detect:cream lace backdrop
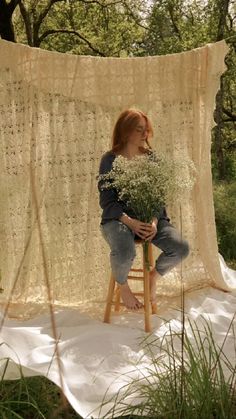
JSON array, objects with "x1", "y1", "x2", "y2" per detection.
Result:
[{"x1": 0, "y1": 39, "x2": 231, "y2": 316}]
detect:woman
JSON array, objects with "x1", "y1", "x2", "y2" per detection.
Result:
[{"x1": 98, "y1": 108, "x2": 189, "y2": 310}]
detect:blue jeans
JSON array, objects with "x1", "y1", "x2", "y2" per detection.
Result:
[{"x1": 100, "y1": 219, "x2": 189, "y2": 285}]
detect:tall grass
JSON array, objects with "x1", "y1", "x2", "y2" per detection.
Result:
[
  {"x1": 0, "y1": 357, "x2": 82, "y2": 419},
  {"x1": 100, "y1": 316, "x2": 236, "y2": 419},
  {"x1": 0, "y1": 358, "x2": 46, "y2": 418}
]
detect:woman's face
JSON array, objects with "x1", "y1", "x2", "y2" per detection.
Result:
[{"x1": 126, "y1": 116, "x2": 148, "y2": 147}]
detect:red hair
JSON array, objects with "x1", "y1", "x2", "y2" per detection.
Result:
[{"x1": 111, "y1": 108, "x2": 153, "y2": 154}]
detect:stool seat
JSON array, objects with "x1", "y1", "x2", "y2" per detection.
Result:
[{"x1": 103, "y1": 241, "x2": 157, "y2": 333}]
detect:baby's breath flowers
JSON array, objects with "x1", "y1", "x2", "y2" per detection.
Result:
[{"x1": 99, "y1": 150, "x2": 195, "y2": 268}]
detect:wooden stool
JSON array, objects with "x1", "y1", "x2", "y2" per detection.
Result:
[{"x1": 103, "y1": 240, "x2": 157, "y2": 333}]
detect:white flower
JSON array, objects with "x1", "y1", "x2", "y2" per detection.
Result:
[{"x1": 99, "y1": 151, "x2": 196, "y2": 223}]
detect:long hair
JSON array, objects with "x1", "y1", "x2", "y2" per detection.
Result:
[{"x1": 111, "y1": 108, "x2": 153, "y2": 154}]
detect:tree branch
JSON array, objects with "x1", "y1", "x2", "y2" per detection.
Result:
[
  {"x1": 18, "y1": 0, "x2": 33, "y2": 45},
  {"x1": 167, "y1": 3, "x2": 182, "y2": 40},
  {"x1": 34, "y1": 0, "x2": 65, "y2": 35},
  {"x1": 38, "y1": 29, "x2": 106, "y2": 56},
  {"x1": 34, "y1": 0, "x2": 124, "y2": 45},
  {"x1": 227, "y1": 12, "x2": 234, "y2": 30},
  {"x1": 76, "y1": 0, "x2": 123, "y2": 6},
  {"x1": 216, "y1": 0, "x2": 230, "y2": 41},
  {"x1": 122, "y1": 1, "x2": 148, "y2": 30},
  {"x1": 8, "y1": 0, "x2": 20, "y2": 14}
]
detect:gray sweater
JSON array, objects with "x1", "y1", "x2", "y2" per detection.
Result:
[{"x1": 97, "y1": 150, "x2": 170, "y2": 225}]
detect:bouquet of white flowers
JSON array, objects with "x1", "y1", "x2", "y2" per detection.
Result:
[{"x1": 99, "y1": 150, "x2": 195, "y2": 269}]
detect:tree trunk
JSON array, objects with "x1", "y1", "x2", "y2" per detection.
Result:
[
  {"x1": 0, "y1": 0, "x2": 19, "y2": 42},
  {"x1": 216, "y1": 0, "x2": 230, "y2": 42},
  {"x1": 213, "y1": 0, "x2": 230, "y2": 180},
  {"x1": 214, "y1": 79, "x2": 226, "y2": 180}
]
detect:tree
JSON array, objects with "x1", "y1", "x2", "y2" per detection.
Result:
[
  {"x1": 213, "y1": 0, "x2": 235, "y2": 180},
  {"x1": 141, "y1": 0, "x2": 236, "y2": 181},
  {"x1": 1, "y1": 0, "x2": 147, "y2": 56}
]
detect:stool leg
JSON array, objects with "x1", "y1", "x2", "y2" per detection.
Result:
[
  {"x1": 148, "y1": 244, "x2": 158, "y2": 315},
  {"x1": 151, "y1": 302, "x2": 158, "y2": 314},
  {"x1": 104, "y1": 274, "x2": 116, "y2": 324},
  {"x1": 143, "y1": 244, "x2": 151, "y2": 333},
  {"x1": 148, "y1": 242, "x2": 154, "y2": 268},
  {"x1": 114, "y1": 285, "x2": 121, "y2": 312}
]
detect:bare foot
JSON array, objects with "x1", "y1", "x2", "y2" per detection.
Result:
[
  {"x1": 149, "y1": 268, "x2": 158, "y2": 303},
  {"x1": 120, "y1": 283, "x2": 143, "y2": 310}
]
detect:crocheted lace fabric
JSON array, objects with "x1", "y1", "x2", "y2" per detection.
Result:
[{"x1": 0, "y1": 39, "x2": 232, "y2": 317}]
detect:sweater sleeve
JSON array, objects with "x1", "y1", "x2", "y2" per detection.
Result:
[
  {"x1": 97, "y1": 152, "x2": 125, "y2": 221},
  {"x1": 155, "y1": 206, "x2": 170, "y2": 221}
]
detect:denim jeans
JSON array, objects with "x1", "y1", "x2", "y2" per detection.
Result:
[{"x1": 100, "y1": 219, "x2": 189, "y2": 285}]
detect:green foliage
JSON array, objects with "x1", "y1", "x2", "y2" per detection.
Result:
[
  {"x1": 213, "y1": 181, "x2": 236, "y2": 261},
  {"x1": 12, "y1": 0, "x2": 146, "y2": 56},
  {"x1": 142, "y1": 0, "x2": 209, "y2": 55},
  {"x1": 212, "y1": 149, "x2": 236, "y2": 182},
  {"x1": 140, "y1": 0, "x2": 235, "y2": 55}
]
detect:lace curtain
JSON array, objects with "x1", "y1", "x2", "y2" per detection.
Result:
[{"x1": 0, "y1": 39, "x2": 231, "y2": 318}]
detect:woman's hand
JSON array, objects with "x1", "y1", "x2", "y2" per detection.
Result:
[
  {"x1": 129, "y1": 219, "x2": 151, "y2": 239},
  {"x1": 143, "y1": 219, "x2": 158, "y2": 241},
  {"x1": 129, "y1": 218, "x2": 158, "y2": 241},
  {"x1": 119, "y1": 214, "x2": 158, "y2": 241}
]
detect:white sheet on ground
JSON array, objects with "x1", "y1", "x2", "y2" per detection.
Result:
[{"x1": 0, "y1": 254, "x2": 235, "y2": 418}]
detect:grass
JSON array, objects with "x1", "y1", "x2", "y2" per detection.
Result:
[
  {"x1": 99, "y1": 316, "x2": 236, "y2": 419},
  {"x1": 0, "y1": 364, "x2": 82, "y2": 419}
]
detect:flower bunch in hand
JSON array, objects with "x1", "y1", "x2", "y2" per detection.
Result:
[
  {"x1": 99, "y1": 151, "x2": 195, "y2": 222},
  {"x1": 98, "y1": 150, "x2": 195, "y2": 268}
]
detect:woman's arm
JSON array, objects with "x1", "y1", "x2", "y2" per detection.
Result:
[
  {"x1": 98, "y1": 152, "x2": 125, "y2": 221},
  {"x1": 119, "y1": 213, "x2": 134, "y2": 229}
]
